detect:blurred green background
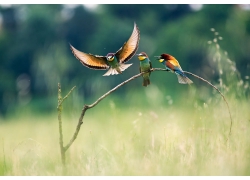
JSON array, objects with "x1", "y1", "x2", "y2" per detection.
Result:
[
  {"x1": 0, "y1": 4, "x2": 249, "y2": 117},
  {"x1": 1, "y1": 4, "x2": 250, "y2": 176}
]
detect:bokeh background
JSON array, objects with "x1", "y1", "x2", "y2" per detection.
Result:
[
  {"x1": 0, "y1": 4, "x2": 249, "y2": 116},
  {"x1": 0, "y1": 4, "x2": 250, "y2": 176}
]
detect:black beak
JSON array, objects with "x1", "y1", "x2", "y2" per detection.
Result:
[{"x1": 154, "y1": 56, "x2": 161, "y2": 59}]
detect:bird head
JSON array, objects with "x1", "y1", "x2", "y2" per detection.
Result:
[
  {"x1": 137, "y1": 52, "x2": 148, "y2": 61},
  {"x1": 155, "y1": 53, "x2": 175, "y2": 63},
  {"x1": 106, "y1": 53, "x2": 115, "y2": 62}
]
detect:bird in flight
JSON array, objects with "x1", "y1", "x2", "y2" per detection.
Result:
[{"x1": 70, "y1": 23, "x2": 140, "y2": 76}]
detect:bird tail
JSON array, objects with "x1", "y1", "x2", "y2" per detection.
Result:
[
  {"x1": 119, "y1": 63, "x2": 133, "y2": 71},
  {"x1": 142, "y1": 78, "x2": 150, "y2": 87},
  {"x1": 103, "y1": 63, "x2": 132, "y2": 76},
  {"x1": 176, "y1": 74, "x2": 193, "y2": 84}
]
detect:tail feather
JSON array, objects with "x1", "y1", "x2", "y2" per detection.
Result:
[
  {"x1": 103, "y1": 68, "x2": 118, "y2": 76},
  {"x1": 142, "y1": 78, "x2": 150, "y2": 87},
  {"x1": 103, "y1": 63, "x2": 132, "y2": 76},
  {"x1": 119, "y1": 63, "x2": 133, "y2": 71},
  {"x1": 176, "y1": 74, "x2": 193, "y2": 84}
]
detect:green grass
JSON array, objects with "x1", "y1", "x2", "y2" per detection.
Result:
[
  {"x1": 1, "y1": 29, "x2": 249, "y2": 175},
  {"x1": 0, "y1": 95, "x2": 250, "y2": 175}
]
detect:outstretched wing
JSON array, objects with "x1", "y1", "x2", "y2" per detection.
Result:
[
  {"x1": 115, "y1": 22, "x2": 140, "y2": 63},
  {"x1": 70, "y1": 44, "x2": 109, "y2": 70}
]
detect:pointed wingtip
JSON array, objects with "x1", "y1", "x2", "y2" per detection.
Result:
[
  {"x1": 69, "y1": 42, "x2": 74, "y2": 48},
  {"x1": 69, "y1": 43, "x2": 75, "y2": 51}
]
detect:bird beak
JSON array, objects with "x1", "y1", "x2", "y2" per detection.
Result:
[{"x1": 154, "y1": 56, "x2": 161, "y2": 59}]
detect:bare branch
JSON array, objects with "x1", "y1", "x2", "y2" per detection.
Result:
[
  {"x1": 62, "y1": 67, "x2": 233, "y2": 157},
  {"x1": 89, "y1": 72, "x2": 144, "y2": 108},
  {"x1": 57, "y1": 83, "x2": 65, "y2": 165},
  {"x1": 64, "y1": 105, "x2": 88, "y2": 151},
  {"x1": 57, "y1": 86, "x2": 76, "y2": 108},
  {"x1": 142, "y1": 68, "x2": 233, "y2": 138},
  {"x1": 57, "y1": 84, "x2": 76, "y2": 165},
  {"x1": 64, "y1": 71, "x2": 146, "y2": 151},
  {"x1": 183, "y1": 71, "x2": 233, "y2": 138}
]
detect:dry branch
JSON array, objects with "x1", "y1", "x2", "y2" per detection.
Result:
[
  {"x1": 183, "y1": 71, "x2": 233, "y2": 138},
  {"x1": 152, "y1": 68, "x2": 233, "y2": 138},
  {"x1": 64, "y1": 71, "x2": 145, "y2": 151},
  {"x1": 58, "y1": 67, "x2": 233, "y2": 165},
  {"x1": 57, "y1": 84, "x2": 76, "y2": 165}
]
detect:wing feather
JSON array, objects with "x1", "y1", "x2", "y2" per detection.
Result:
[
  {"x1": 115, "y1": 22, "x2": 140, "y2": 63},
  {"x1": 149, "y1": 61, "x2": 152, "y2": 76},
  {"x1": 168, "y1": 59, "x2": 182, "y2": 70},
  {"x1": 70, "y1": 44, "x2": 109, "y2": 70}
]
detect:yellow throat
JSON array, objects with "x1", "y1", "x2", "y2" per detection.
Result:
[{"x1": 138, "y1": 56, "x2": 146, "y2": 61}]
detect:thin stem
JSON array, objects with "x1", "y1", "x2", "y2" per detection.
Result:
[
  {"x1": 89, "y1": 73, "x2": 144, "y2": 108},
  {"x1": 57, "y1": 84, "x2": 76, "y2": 165},
  {"x1": 183, "y1": 71, "x2": 233, "y2": 138},
  {"x1": 64, "y1": 72, "x2": 145, "y2": 151},
  {"x1": 57, "y1": 86, "x2": 76, "y2": 108},
  {"x1": 151, "y1": 68, "x2": 232, "y2": 139},
  {"x1": 62, "y1": 67, "x2": 233, "y2": 158},
  {"x1": 57, "y1": 83, "x2": 65, "y2": 165}
]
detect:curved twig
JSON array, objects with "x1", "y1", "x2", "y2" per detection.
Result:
[
  {"x1": 64, "y1": 71, "x2": 146, "y2": 151},
  {"x1": 61, "y1": 67, "x2": 233, "y2": 164},
  {"x1": 152, "y1": 68, "x2": 232, "y2": 139},
  {"x1": 183, "y1": 71, "x2": 232, "y2": 138}
]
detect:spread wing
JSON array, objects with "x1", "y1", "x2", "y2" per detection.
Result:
[
  {"x1": 70, "y1": 44, "x2": 109, "y2": 70},
  {"x1": 115, "y1": 22, "x2": 140, "y2": 63}
]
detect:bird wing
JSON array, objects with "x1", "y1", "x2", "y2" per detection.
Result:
[
  {"x1": 149, "y1": 61, "x2": 153, "y2": 69},
  {"x1": 167, "y1": 59, "x2": 183, "y2": 71},
  {"x1": 70, "y1": 44, "x2": 109, "y2": 70},
  {"x1": 168, "y1": 59, "x2": 181, "y2": 68},
  {"x1": 115, "y1": 22, "x2": 140, "y2": 63},
  {"x1": 149, "y1": 61, "x2": 153, "y2": 76}
]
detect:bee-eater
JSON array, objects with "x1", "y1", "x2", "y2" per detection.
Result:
[
  {"x1": 156, "y1": 53, "x2": 193, "y2": 84},
  {"x1": 70, "y1": 23, "x2": 140, "y2": 76},
  {"x1": 137, "y1": 52, "x2": 152, "y2": 87}
]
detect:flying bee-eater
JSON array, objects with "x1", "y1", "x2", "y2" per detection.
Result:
[
  {"x1": 70, "y1": 22, "x2": 140, "y2": 76},
  {"x1": 137, "y1": 52, "x2": 152, "y2": 87},
  {"x1": 155, "y1": 53, "x2": 193, "y2": 84}
]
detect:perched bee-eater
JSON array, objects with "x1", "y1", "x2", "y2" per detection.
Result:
[
  {"x1": 70, "y1": 23, "x2": 140, "y2": 76},
  {"x1": 156, "y1": 53, "x2": 193, "y2": 84},
  {"x1": 137, "y1": 52, "x2": 152, "y2": 87}
]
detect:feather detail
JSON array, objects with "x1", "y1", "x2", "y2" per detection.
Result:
[
  {"x1": 119, "y1": 63, "x2": 133, "y2": 71},
  {"x1": 103, "y1": 63, "x2": 132, "y2": 76},
  {"x1": 168, "y1": 59, "x2": 181, "y2": 68},
  {"x1": 70, "y1": 44, "x2": 109, "y2": 70},
  {"x1": 143, "y1": 78, "x2": 150, "y2": 87},
  {"x1": 115, "y1": 22, "x2": 140, "y2": 63},
  {"x1": 176, "y1": 74, "x2": 193, "y2": 84}
]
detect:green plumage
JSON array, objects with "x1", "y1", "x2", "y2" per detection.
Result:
[{"x1": 139, "y1": 57, "x2": 152, "y2": 87}]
